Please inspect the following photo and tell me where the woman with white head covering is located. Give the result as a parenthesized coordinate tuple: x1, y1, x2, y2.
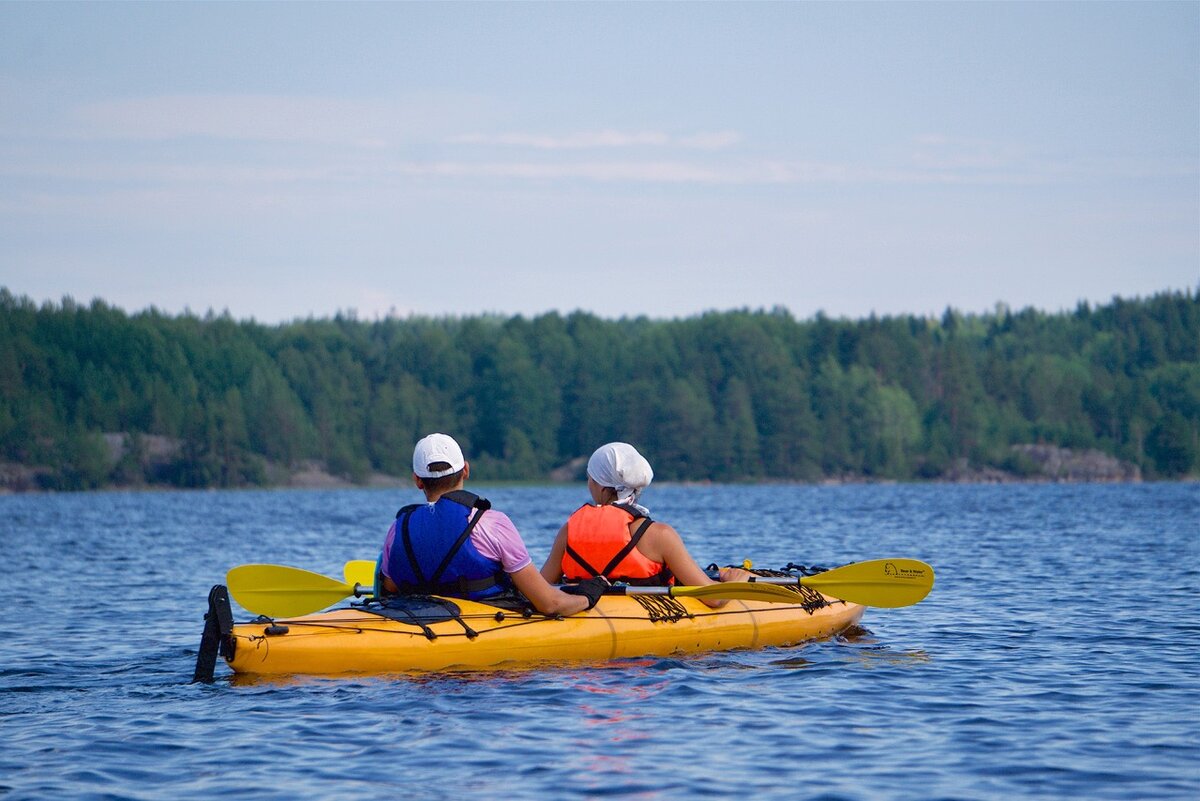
(541, 443, 749, 607)
(584, 442, 654, 515)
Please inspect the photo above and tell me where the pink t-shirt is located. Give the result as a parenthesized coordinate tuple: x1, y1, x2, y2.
(381, 507, 532, 576)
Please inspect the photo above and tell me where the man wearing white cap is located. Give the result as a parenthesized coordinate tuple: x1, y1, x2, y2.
(379, 433, 605, 615)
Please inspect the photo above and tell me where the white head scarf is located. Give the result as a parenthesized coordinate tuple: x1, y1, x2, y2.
(587, 442, 654, 514)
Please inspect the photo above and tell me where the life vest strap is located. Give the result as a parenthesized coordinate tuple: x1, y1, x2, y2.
(395, 490, 491, 520)
(399, 509, 426, 584)
(598, 516, 653, 577)
(563, 541, 603, 578)
(429, 504, 487, 585)
(393, 573, 504, 597)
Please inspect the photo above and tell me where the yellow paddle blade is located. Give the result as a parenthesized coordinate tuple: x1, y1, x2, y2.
(799, 558, 934, 608)
(226, 564, 356, 618)
(667, 581, 808, 604)
(343, 559, 377, 588)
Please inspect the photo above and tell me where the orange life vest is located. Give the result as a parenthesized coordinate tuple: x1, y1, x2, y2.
(560, 503, 673, 586)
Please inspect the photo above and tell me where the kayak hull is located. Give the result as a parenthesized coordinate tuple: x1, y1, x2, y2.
(224, 593, 865, 676)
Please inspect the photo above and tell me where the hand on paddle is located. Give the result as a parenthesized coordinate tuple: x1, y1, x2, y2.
(560, 576, 611, 609)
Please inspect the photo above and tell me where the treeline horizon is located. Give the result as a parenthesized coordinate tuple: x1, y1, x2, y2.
(1, 286, 1197, 491)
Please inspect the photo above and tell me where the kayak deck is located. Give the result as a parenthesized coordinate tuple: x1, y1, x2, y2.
(223, 590, 865, 676)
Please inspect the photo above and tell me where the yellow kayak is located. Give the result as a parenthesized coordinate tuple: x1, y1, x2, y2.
(193, 558, 932, 680)
(221, 589, 864, 676)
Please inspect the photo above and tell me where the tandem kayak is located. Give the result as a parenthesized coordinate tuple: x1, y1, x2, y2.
(200, 587, 862, 679)
(192, 559, 932, 680)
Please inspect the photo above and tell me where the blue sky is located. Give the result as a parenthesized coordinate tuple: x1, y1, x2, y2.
(1, 1, 1196, 323)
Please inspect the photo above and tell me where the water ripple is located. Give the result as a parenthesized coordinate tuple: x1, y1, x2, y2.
(0, 483, 1197, 800)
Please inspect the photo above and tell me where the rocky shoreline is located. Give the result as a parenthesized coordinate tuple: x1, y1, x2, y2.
(1, 441, 1159, 493)
(942, 444, 1142, 484)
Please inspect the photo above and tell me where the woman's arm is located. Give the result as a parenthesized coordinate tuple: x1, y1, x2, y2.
(539, 524, 568, 582)
(650, 522, 750, 608)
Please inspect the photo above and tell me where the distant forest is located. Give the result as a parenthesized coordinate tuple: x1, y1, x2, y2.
(0, 287, 1197, 491)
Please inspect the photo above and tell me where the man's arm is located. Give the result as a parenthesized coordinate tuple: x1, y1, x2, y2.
(509, 563, 592, 616)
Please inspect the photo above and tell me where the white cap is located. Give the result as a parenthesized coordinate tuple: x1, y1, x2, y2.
(412, 433, 466, 478)
(587, 442, 653, 508)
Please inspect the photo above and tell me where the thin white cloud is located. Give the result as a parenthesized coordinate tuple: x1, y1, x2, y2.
(451, 130, 667, 148)
(903, 134, 1199, 183)
(678, 131, 742, 150)
(450, 129, 742, 150)
(41, 92, 746, 156)
(908, 133, 1031, 171)
(71, 95, 396, 144)
(0, 154, 1115, 192)
(4, 123, 1187, 198)
(393, 160, 727, 183)
(386, 158, 1053, 186)
(55, 92, 497, 146)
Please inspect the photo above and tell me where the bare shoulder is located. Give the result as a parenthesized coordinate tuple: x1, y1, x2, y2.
(645, 519, 682, 541)
(637, 519, 684, 560)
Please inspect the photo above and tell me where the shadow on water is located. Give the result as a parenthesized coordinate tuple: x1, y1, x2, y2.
(765, 624, 932, 670)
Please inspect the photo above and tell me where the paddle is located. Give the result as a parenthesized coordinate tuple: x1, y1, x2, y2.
(607, 582, 802, 604)
(344, 559, 377, 588)
(737, 558, 935, 609)
(226, 564, 373, 619)
(227, 563, 812, 618)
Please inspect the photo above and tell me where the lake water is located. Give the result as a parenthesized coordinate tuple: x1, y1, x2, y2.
(1, 482, 1197, 800)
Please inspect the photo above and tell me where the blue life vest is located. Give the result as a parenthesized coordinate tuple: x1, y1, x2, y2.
(383, 490, 509, 601)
